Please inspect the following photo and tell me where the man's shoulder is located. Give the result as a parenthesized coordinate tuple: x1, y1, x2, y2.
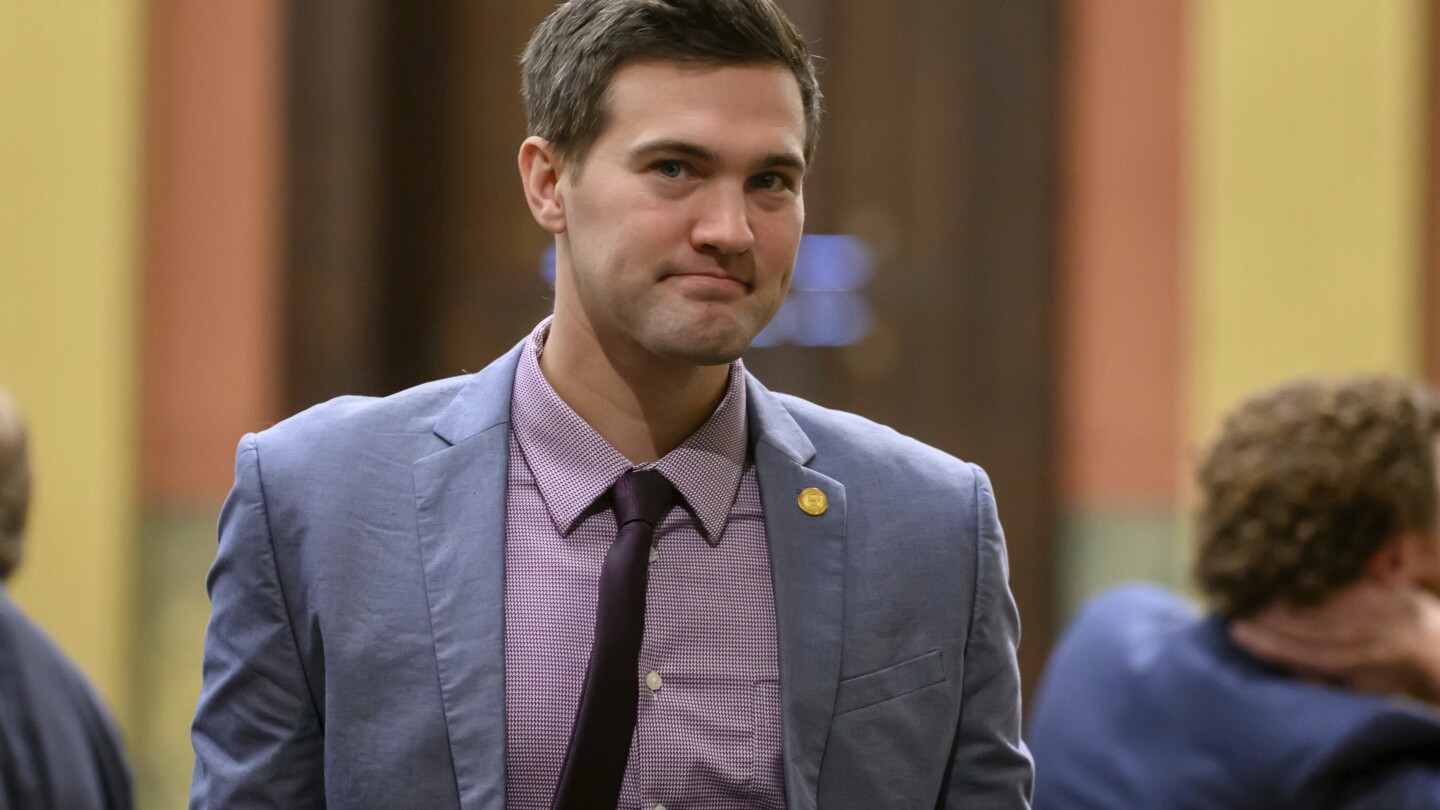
(262, 373, 473, 445)
(0, 591, 132, 805)
(1043, 585, 1196, 671)
(239, 373, 483, 485)
(252, 339, 526, 471)
(1044, 583, 1440, 735)
(270, 374, 471, 437)
(768, 390, 979, 485)
(1073, 583, 1199, 635)
(0, 590, 126, 741)
(0, 589, 66, 674)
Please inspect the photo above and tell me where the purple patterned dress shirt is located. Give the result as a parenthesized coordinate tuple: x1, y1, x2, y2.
(504, 319, 785, 810)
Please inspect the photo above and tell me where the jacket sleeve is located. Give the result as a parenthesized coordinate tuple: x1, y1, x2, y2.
(190, 434, 325, 809)
(936, 465, 1034, 808)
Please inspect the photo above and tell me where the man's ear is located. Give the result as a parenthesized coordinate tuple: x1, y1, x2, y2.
(1363, 531, 1427, 587)
(519, 136, 567, 235)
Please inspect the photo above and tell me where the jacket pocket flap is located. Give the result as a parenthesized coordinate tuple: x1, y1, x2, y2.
(834, 649, 945, 715)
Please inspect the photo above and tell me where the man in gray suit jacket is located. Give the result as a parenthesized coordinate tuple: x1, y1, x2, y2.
(190, 1, 1033, 807)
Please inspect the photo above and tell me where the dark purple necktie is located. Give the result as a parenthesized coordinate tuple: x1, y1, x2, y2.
(552, 469, 677, 810)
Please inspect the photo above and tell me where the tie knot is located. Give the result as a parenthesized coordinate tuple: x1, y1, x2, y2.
(611, 469, 677, 528)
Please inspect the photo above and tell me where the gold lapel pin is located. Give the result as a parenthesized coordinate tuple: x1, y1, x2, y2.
(797, 487, 828, 516)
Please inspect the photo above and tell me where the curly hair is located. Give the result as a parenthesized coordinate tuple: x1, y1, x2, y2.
(1195, 376, 1440, 619)
(521, 0, 822, 170)
(0, 390, 29, 581)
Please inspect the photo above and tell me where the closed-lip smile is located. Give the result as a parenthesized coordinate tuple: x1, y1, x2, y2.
(664, 269, 751, 291)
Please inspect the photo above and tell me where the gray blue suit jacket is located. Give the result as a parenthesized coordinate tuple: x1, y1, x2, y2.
(191, 339, 1033, 809)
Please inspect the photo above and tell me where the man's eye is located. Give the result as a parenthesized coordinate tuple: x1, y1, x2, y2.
(656, 160, 685, 178)
(752, 172, 788, 191)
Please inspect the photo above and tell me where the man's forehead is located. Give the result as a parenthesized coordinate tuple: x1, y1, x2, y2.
(600, 61, 806, 157)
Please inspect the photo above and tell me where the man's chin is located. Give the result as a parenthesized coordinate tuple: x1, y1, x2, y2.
(633, 309, 773, 367)
(642, 326, 757, 367)
(651, 340, 749, 368)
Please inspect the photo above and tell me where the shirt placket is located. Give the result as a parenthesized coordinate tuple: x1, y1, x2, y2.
(628, 511, 681, 810)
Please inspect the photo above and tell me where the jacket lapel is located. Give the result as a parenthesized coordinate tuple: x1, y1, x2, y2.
(747, 375, 847, 810)
(413, 340, 525, 810)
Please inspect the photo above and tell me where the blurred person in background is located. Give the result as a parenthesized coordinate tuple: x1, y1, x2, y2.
(189, 0, 1031, 807)
(1028, 376, 1440, 809)
(1230, 545, 1440, 712)
(0, 389, 132, 810)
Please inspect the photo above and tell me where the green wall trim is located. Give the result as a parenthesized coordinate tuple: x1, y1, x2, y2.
(130, 507, 221, 810)
(1056, 508, 1192, 628)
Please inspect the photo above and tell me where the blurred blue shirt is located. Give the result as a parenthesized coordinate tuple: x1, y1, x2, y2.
(0, 586, 131, 810)
(1028, 584, 1440, 809)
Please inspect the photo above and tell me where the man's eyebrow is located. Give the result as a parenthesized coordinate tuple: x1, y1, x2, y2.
(631, 139, 720, 163)
(754, 152, 806, 174)
(631, 139, 806, 174)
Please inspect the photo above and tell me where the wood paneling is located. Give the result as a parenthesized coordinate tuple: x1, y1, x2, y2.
(286, 1, 556, 413)
(285, 0, 388, 411)
(747, 0, 1060, 690)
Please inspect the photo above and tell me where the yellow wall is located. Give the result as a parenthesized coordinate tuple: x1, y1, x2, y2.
(1191, 0, 1428, 440)
(0, 0, 144, 724)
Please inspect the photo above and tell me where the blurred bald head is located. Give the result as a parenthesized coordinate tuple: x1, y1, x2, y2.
(0, 390, 29, 581)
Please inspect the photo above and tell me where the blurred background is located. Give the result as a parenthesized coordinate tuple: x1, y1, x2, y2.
(1, 0, 1437, 805)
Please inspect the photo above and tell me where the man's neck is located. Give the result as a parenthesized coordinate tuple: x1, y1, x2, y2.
(539, 314, 732, 465)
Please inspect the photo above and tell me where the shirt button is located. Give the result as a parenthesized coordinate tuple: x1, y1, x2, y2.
(655, 805, 667, 810)
(648, 545, 659, 563)
(645, 671, 663, 692)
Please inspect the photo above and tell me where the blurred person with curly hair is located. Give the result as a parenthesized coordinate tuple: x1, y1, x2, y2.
(0, 389, 132, 809)
(1027, 376, 1440, 809)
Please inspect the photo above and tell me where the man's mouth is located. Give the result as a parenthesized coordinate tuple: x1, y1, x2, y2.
(663, 270, 752, 294)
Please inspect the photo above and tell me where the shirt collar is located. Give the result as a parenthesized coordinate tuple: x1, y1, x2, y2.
(509, 317, 749, 543)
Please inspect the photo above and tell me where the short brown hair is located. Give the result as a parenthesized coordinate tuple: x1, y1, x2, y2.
(521, 0, 822, 169)
(1195, 377, 1440, 618)
(0, 390, 30, 581)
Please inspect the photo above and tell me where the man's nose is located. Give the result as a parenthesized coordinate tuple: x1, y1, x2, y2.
(691, 186, 754, 256)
